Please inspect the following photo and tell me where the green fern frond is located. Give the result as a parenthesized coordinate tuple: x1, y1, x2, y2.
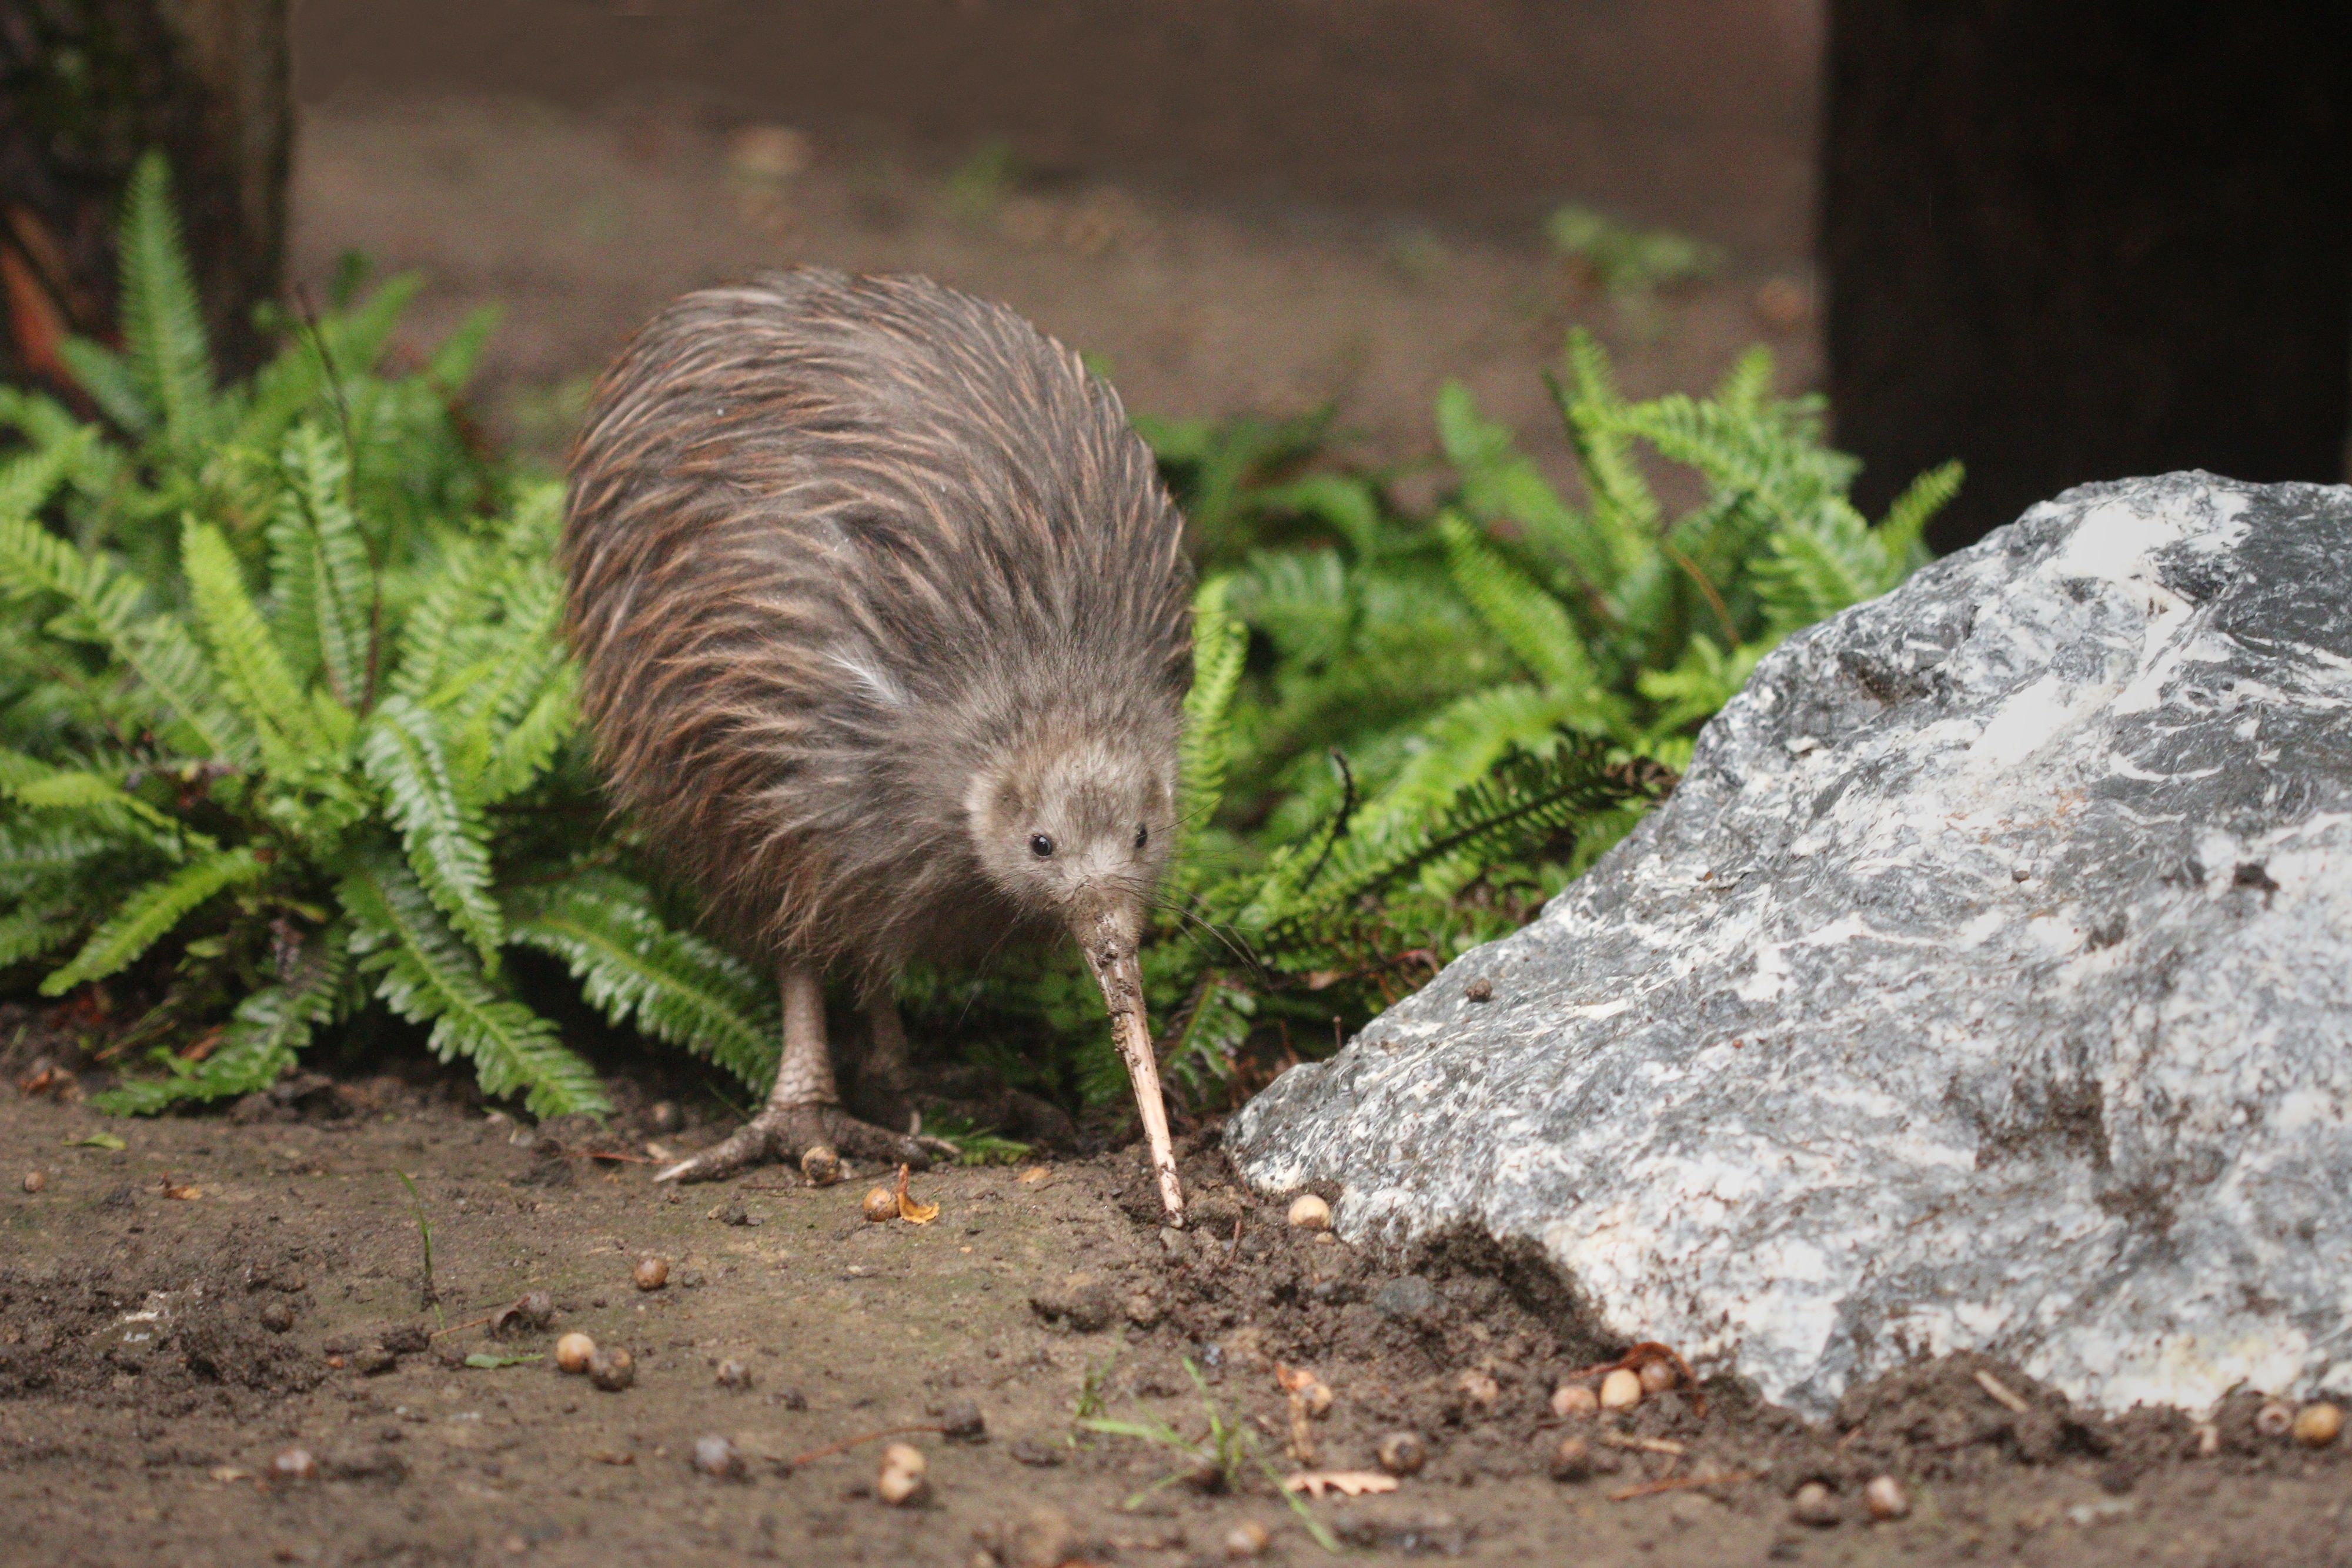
(182, 516, 322, 762)
(1712, 346, 1777, 416)
(92, 929, 350, 1114)
(1435, 379, 1623, 591)
(0, 902, 74, 969)
(10, 768, 212, 855)
(0, 425, 96, 521)
(1753, 502, 1886, 637)
(507, 872, 779, 1092)
(40, 845, 263, 995)
(360, 696, 502, 965)
(1177, 576, 1247, 852)
(0, 512, 254, 762)
(1558, 328, 1661, 537)
(339, 853, 607, 1118)
(1438, 513, 1602, 699)
(272, 424, 376, 708)
(117, 151, 216, 458)
(56, 338, 152, 436)
(479, 662, 577, 806)
(1876, 459, 1964, 566)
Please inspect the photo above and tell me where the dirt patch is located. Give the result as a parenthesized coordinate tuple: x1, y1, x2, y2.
(5, 1069, 2348, 1567)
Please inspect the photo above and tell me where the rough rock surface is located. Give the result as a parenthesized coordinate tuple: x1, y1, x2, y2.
(1228, 473, 2352, 1416)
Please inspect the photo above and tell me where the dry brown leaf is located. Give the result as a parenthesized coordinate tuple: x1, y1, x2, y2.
(1282, 1469, 1398, 1499)
(893, 1164, 940, 1225)
(1017, 1166, 1051, 1185)
(161, 1182, 201, 1201)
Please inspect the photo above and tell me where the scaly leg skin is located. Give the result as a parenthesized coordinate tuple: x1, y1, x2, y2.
(654, 963, 935, 1183)
(851, 997, 960, 1158)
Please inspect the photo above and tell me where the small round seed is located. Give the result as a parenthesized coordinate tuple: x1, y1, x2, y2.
(2256, 1400, 2294, 1438)
(1864, 1475, 1910, 1520)
(1549, 1435, 1594, 1482)
(1791, 1481, 1841, 1527)
(1455, 1369, 1500, 1406)
(1638, 1358, 1681, 1395)
(1599, 1368, 1643, 1410)
(633, 1257, 669, 1292)
(2293, 1402, 2343, 1449)
(800, 1145, 844, 1186)
(554, 1332, 597, 1374)
(1375, 1430, 1428, 1476)
(260, 1302, 295, 1333)
(877, 1441, 928, 1505)
(589, 1346, 634, 1392)
(1222, 1519, 1272, 1558)
(22, 1171, 45, 1194)
(691, 1434, 745, 1479)
(1550, 1383, 1599, 1418)
(863, 1186, 901, 1223)
(271, 1446, 319, 1482)
(1287, 1193, 1331, 1231)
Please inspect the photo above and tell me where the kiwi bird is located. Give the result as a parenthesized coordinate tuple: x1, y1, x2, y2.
(562, 268, 1192, 1220)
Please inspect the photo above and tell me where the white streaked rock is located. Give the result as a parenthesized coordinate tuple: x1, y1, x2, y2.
(1228, 472, 2352, 1416)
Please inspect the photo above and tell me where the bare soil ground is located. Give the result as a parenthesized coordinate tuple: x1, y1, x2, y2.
(6, 1028, 2348, 1568)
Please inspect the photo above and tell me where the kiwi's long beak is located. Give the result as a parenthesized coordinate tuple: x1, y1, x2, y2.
(1074, 901, 1185, 1226)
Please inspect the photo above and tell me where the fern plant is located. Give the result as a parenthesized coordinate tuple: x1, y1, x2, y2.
(0, 153, 778, 1119)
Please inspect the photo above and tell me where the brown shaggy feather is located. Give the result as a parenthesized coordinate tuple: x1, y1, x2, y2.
(562, 269, 1192, 988)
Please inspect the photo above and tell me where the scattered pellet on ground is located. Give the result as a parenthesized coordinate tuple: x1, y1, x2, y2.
(1790, 1482, 1840, 1527)
(876, 1442, 928, 1505)
(589, 1346, 635, 1391)
(716, 1358, 753, 1390)
(1551, 1383, 1598, 1417)
(271, 1447, 319, 1482)
(2256, 1400, 2294, 1438)
(1286, 1193, 1330, 1231)
(691, 1435, 746, 1479)
(1864, 1475, 1909, 1520)
(1222, 1519, 1272, 1558)
(21, 1171, 44, 1193)
(863, 1186, 901, 1223)
(555, 1333, 597, 1374)
(1376, 1430, 1428, 1476)
(800, 1145, 844, 1186)
(633, 1257, 669, 1292)
(1599, 1368, 1643, 1410)
(2292, 1402, 2342, 1449)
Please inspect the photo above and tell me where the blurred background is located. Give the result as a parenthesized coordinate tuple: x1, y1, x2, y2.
(11, 2, 2341, 551)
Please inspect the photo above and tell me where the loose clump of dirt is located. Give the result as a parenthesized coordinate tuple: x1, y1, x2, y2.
(3, 1071, 2346, 1567)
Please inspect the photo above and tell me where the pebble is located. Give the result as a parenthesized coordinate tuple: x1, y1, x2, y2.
(633, 1257, 669, 1292)
(1454, 1369, 1500, 1407)
(876, 1441, 928, 1506)
(2293, 1402, 2343, 1449)
(1549, 1435, 1595, 1482)
(1864, 1475, 1910, 1520)
(1790, 1482, 1842, 1527)
(1123, 1290, 1162, 1328)
(715, 1359, 753, 1390)
(260, 1302, 295, 1333)
(2255, 1400, 2294, 1438)
(1376, 1430, 1428, 1477)
(691, 1434, 746, 1479)
(1638, 1358, 1681, 1394)
(589, 1346, 635, 1392)
(940, 1398, 986, 1440)
(1550, 1383, 1599, 1418)
(863, 1186, 901, 1222)
(800, 1145, 844, 1186)
(554, 1332, 597, 1374)
(1222, 1519, 1272, 1558)
(1599, 1368, 1643, 1410)
(22, 1171, 44, 1193)
(270, 1446, 319, 1483)
(1286, 1193, 1331, 1231)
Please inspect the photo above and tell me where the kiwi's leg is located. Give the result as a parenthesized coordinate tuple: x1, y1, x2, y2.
(654, 962, 935, 1182)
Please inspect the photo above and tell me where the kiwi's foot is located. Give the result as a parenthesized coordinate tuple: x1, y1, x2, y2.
(652, 1102, 943, 1184)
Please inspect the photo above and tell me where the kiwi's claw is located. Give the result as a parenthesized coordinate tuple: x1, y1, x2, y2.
(653, 1102, 932, 1183)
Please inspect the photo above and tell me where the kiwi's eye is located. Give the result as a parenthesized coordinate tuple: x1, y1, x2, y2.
(1029, 834, 1054, 858)
(1133, 824, 1148, 850)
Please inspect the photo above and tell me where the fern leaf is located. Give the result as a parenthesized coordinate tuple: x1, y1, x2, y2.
(92, 930, 350, 1114)
(182, 517, 322, 763)
(1558, 328, 1661, 537)
(0, 902, 74, 969)
(1875, 460, 1964, 568)
(479, 662, 577, 806)
(272, 424, 376, 708)
(360, 696, 502, 965)
(1178, 577, 1248, 850)
(10, 768, 213, 854)
(39, 845, 263, 995)
(0, 426, 95, 521)
(339, 853, 607, 1119)
(0, 513, 254, 762)
(1438, 513, 1603, 701)
(1712, 346, 1777, 416)
(1435, 379, 1622, 590)
(507, 872, 779, 1092)
(56, 337, 153, 436)
(118, 151, 216, 458)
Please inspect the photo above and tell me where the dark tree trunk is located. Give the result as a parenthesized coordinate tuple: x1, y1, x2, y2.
(1822, 6, 2352, 553)
(0, 0, 290, 389)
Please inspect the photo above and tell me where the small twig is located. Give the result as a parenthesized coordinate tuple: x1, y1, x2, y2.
(428, 1313, 493, 1340)
(782, 1423, 947, 1469)
(1609, 1470, 1754, 1503)
(1599, 1433, 1688, 1458)
(1973, 1368, 2032, 1414)
(561, 1145, 650, 1164)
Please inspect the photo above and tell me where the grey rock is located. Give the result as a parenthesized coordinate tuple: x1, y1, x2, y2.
(1230, 473, 2352, 1416)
